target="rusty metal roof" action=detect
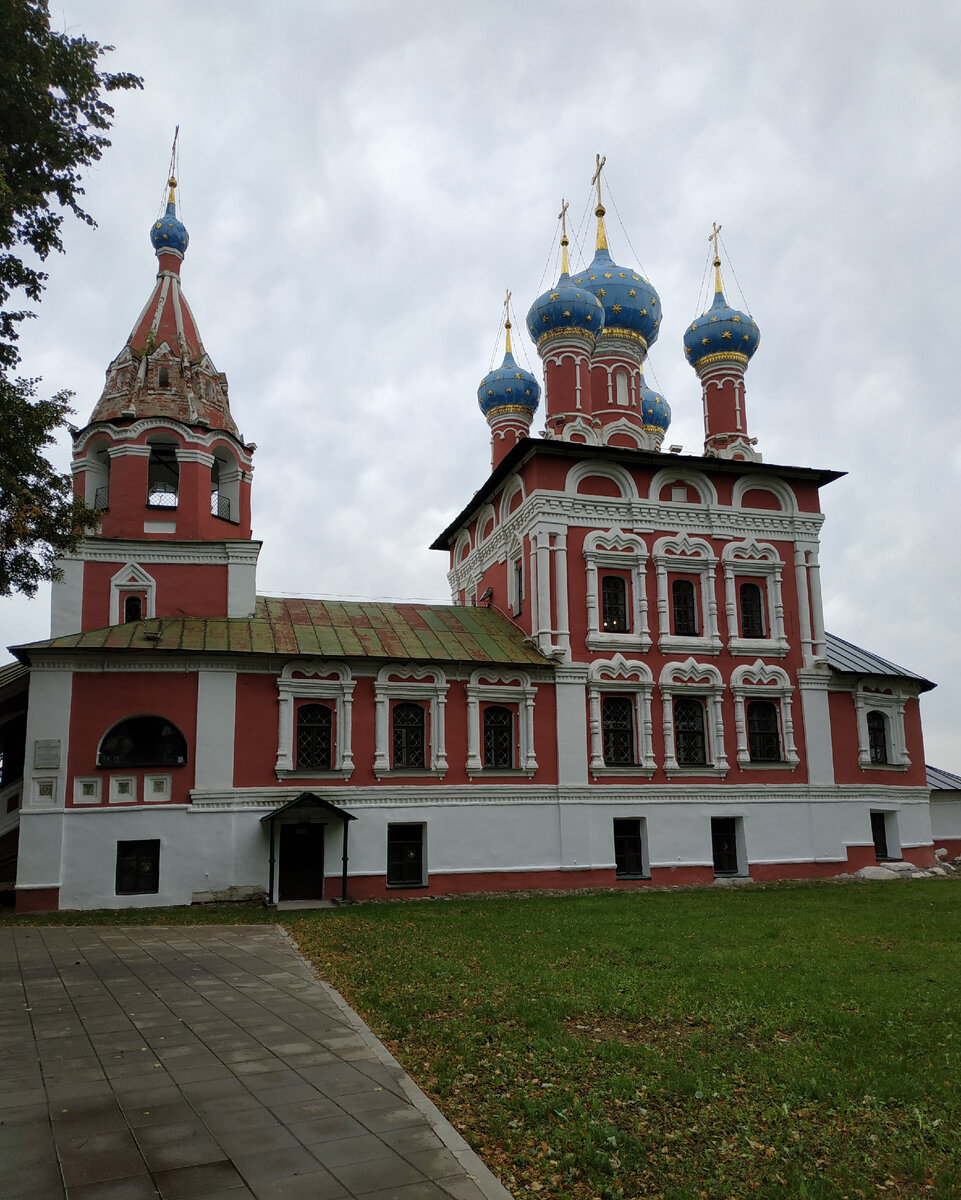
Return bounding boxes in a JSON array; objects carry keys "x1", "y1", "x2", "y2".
[{"x1": 13, "y1": 597, "x2": 548, "y2": 667}]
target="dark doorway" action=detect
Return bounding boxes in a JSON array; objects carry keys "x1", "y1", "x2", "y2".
[
  {"x1": 711, "y1": 817, "x2": 739, "y2": 876},
  {"x1": 278, "y1": 823, "x2": 325, "y2": 901},
  {"x1": 870, "y1": 811, "x2": 889, "y2": 860}
]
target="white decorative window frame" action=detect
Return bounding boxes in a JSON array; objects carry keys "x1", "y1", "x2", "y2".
[
  {"x1": 466, "y1": 669, "x2": 538, "y2": 776},
  {"x1": 144, "y1": 773, "x2": 172, "y2": 801},
  {"x1": 653, "y1": 535, "x2": 722, "y2": 655},
  {"x1": 722, "y1": 540, "x2": 789, "y2": 657},
  {"x1": 588, "y1": 655, "x2": 655, "y2": 776},
  {"x1": 648, "y1": 467, "x2": 719, "y2": 507},
  {"x1": 109, "y1": 775, "x2": 138, "y2": 804},
  {"x1": 854, "y1": 684, "x2": 911, "y2": 769},
  {"x1": 73, "y1": 777, "x2": 102, "y2": 805},
  {"x1": 109, "y1": 562, "x2": 157, "y2": 625},
  {"x1": 508, "y1": 537, "x2": 525, "y2": 617},
  {"x1": 584, "y1": 529, "x2": 651, "y2": 653},
  {"x1": 659, "y1": 658, "x2": 728, "y2": 776},
  {"x1": 730, "y1": 661, "x2": 799, "y2": 768},
  {"x1": 276, "y1": 660, "x2": 355, "y2": 779},
  {"x1": 373, "y1": 664, "x2": 449, "y2": 777},
  {"x1": 498, "y1": 475, "x2": 526, "y2": 523}
]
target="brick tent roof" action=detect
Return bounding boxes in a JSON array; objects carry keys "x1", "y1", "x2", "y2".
[{"x1": 13, "y1": 597, "x2": 548, "y2": 667}]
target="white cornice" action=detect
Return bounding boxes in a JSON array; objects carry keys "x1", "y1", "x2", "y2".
[
  {"x1": 448, "y1": 489, "x2": 825, "y2": 589},
  {"x1": 59, "y1": 538, "x2": 262, "y2": 566}
]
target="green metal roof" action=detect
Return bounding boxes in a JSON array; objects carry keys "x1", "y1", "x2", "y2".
[{"x1": 14, "y1": 597, "x2": 548, "y2": 667}]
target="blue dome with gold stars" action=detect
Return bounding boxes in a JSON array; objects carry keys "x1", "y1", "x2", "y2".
[
  {"x1": 478, "y1": 349, "x2": 540, "y2": 418},
  {"x1": 640, "y1": 379, "x2": 671, "y2": 433},
  {"x1": 573, "y1": 247, "x2": 661, "y2": 350},
  {"x1": 684, "y1": 287, "x2": 759, "y2": 370},
  {"x1": 150, "y1": 190, "x2": 189, "y2": 257},
  {"x1": 526, "y1": 272, "x2": 605, "y2": 348}
]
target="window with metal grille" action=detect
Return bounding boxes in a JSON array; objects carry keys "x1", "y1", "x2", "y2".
[
  {"x1": 98, "y1": 717, "x2": 187, "y2": 767},
  {"x1": 483, "y1": 705, "x2": 514, "y2": 769},
  {"x1": 613, "y1": 817, "x2": 644, "y2": 877},
  {"x1": 601, "y1": 575, "x2": 629, "y2": 632},
  {"x1": 674, "y1": 697, "x2": 707, "y2": 765},
  {"x1": 116, "y1": 839, "x2": 160, "y2": 895},
  {"x1": 146, "y1": 442, "x2": 179, "y2": 508},
  {"x1": 747, "y1": 699, "x2": 781, "y2": 761},
  {"x1": 867, "y1": 710, "x2": 888, "y2": 764},
  {"x1": 123, "y1": 595, "x2": 143, "y2": 623},
  {"x1": 602, "y1": 696, "x2": 635, "y2": 765},
  {"x1": 672, "y1": 578, "x2": 698, "y2": 635},
  {"x1": 392, "y1": 702, "x2": 426, "y2": 768},
  {"x1": 739, "y1": 581, "x2": 765, "y2": 638},
  {"x1": 387, "y1": 823, "x2": 425, "y2": 886},
  {"x1": 296, "y1": 704, "x2": 332, "y2": 770}
]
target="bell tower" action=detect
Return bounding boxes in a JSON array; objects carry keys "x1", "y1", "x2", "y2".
[{"x1": 53, "y1": 150, "x2": 260, "y2": 636}]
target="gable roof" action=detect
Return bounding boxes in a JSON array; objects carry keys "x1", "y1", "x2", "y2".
[
  {"x1": 927, "y1": 764, "x2": 961, "y2": 791},
  {"x1": 12, "y1": 597, "x2": 548, "y2": 668},
  {"x1": 825, "y1": 632, "x2": 935, "y2": 692}
]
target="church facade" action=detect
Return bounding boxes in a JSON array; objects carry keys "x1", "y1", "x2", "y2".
[{"x1": 1, "y1": 171, "x2": 944, "y2": 912}]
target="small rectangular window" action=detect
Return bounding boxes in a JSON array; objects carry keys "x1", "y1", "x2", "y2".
[
  {"x1": 116, "y1": 839, "x2": 160, "y2": 895},
  {"x1": 601, "y1": 575, "x2": 629, "y2": 632},
  {"x1": 739, "y1": 581, "x2": 765, "y2": 638},
  {"x1": 672, "y1": 578, "x2": 698, "y2": 636},
  {"x1": 613, "y1": 818, "x2": 645, "y2": 878},
  {"x1": 387, "y1": 824, "x2": 425, "y2": 887},
  {"x1": 711, "y1": 817, "x2": 740, "y2": 876}
]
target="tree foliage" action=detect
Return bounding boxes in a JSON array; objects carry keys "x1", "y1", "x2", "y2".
[
  {"x1": 0, "y1": 0, "x2": 142, "y2": 596},
  {"x1": 0, "y1": 376, "x2": 92, "y2": 597}
]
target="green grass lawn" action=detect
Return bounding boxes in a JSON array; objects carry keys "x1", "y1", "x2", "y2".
[{"x1": 6, "y1": 880, "x2": 961, "y2": 1198}]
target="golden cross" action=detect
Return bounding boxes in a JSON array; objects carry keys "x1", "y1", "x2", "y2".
[
  {"x1": 557, "y1": 198, "x2": 569, "y2": 242},
  {"x1": 166, "y1": 125, "x2": 180, "y2": 203},
  {"x1": 591, "y1": 153, "x2": 607, "y2": 208},
  {"x1": 503, "y1": 288, "x2": 513, "y2": 351},
  {"x1": 709, "y1": 221, "x2": 722, "y2": 262}
]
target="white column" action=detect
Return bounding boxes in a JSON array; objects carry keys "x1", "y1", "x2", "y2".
[
  {"x1": 794, "y1": 546, "x2": 814, "y2": 664},
  {"x1": 535, "y1": 530, "x2": 552, "y2": 653},
  {"x1": 553, "y1": 531, "x2": 570, "y2": 658},
  {"x1": 373, "y1": 688, "x2": 390, "y2": 772},
  {"x1": 808, "y1": 550, "x2": 826, "y2": 660},
  {"x1": 797, "y1": 666, "x2": 835, "y2": 784}
]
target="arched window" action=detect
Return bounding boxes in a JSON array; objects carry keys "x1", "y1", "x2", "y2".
[
  {"x1": 867, "y1": 710, "x2": 889, "y2": 764},
  {"x1": 392, "y1": 702, "x2": 426, "y2": 769},
  {"x1": 673, "y1": 697, "x2": 707, "y2": 765},
  {"x1": 98, "y1": 716, "x2": 188, "y2": 767},
  {"x1": 615, "y1": 370, "x2": 629, "y2": 406},
  {"x1": 296, "y1": 704, "x2": 332, "y2": 770},
  {"x1": 747, "y1": 699, "x2": 781, "y2": 761},
  {"x1": 739, "y1": 582, "x2": 765, "y2": 638},
  {"x1": 123, "y1": 595, "x2": 143, "y2": 622},
  {"x1": 602, "y1": 696, "x2": 635, "y2": 765},
  {"x1": 672, "y1": 579, "x2": 698, "y2": 636},
  {"x1": 483, "y1": 705, "x2": 514, "y2": 769},
  {"x1": 147, "y1": 441, "x2": 179, "y2": 508},
  {"x1": 601, "y1": 576, "x2": 629, "y2": 632}
]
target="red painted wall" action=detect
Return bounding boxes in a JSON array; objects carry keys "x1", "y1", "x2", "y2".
[{"x1": 66, "y1": 671, "x2": 199, "y2": 805}]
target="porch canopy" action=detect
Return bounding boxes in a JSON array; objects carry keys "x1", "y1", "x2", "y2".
[{"x1": 261, "y1": 791, "x2": 357, "y2": 903}]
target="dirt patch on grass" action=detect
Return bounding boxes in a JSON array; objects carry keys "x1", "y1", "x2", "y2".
[{"x1": 565, "y1": 1014, "x2": 709, "y2": 1047}]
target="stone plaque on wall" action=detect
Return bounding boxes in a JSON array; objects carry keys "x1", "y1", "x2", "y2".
[{"x1": 34, "y1": 739, "x2": 62, "y2": 769}]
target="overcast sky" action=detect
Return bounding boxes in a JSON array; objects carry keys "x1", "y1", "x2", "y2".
[{"x1": 4, "y1": 0, "x2": 960, "y2": 770}]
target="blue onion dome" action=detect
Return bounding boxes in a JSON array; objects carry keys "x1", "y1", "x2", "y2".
[
  {"x1": 478, "y1": 319, "x2": 541, "y2": 418},
  {"x1": 150, "y1": 177, "x2": 189, "y2": 256},
  {"x1": 573, "y1": 220, "x2": 661, "y2": 350},
  {"x1": 684, "y1": 253, "x2": 759, "y2": 370},
  {"x1": 526, "y1": 228, "x2": 604, "y2": 349},
  {"x1": 640, "y1": 378, "x2": 671, "y2": 434}
]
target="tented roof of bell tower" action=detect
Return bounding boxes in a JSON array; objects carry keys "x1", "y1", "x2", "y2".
[{"x1": 86, "y1": 174, "x2": 240, "y2": 439}]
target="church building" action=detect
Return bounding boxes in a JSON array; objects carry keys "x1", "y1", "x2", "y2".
[{"x1": 0, "y1": 166, "x2": 950, "y2": 912}]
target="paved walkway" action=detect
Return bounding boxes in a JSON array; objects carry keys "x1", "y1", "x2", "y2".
[{"x1": 0, "y1": 926, "x2": 512, "y2": 1200}]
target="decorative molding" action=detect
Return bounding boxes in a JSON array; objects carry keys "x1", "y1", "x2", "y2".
[
  {"x1": 465, "y1": 668, "x2": 538, "y2": 776},
  {"x1": 729, "y1": 659, "x2": 799, "y2": 768},
  {"x1": 652, "y1": 534, "x2": 722, "y2": 655},
  {"x1": 109, "y1": 562, "x2": 157, "y2": 625},
  {"x1": 658, "y1": 657, "x2": 728, "y2": 774},
  {"x1": 587, "y1": 655, "x2": 655, "y2": 774},
  {"x1": 373, "y1": 663, "x2": 449, "y2": 777},
  {"x1": 276, "y1": 660, "x2": 355, "y2": 777},
  {"x1": 583, "y1": 528, "x2": 651, "y2": 653},
  {"x1": 721, "y1": 539, "x2": 789, "y2": 657}
]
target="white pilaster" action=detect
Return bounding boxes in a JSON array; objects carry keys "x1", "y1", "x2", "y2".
[{"x1": 194, "y1": 669, "x2": 237, "y2": 790}]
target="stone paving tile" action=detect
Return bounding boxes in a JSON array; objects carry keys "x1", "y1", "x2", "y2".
[{"x1": 0, "y1": 928, "x2": 511, "y2": 1200}]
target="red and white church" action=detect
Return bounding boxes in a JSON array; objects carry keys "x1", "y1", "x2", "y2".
[{"x1": 1, "y1": 169, "x2": 955, "y2": 912}]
